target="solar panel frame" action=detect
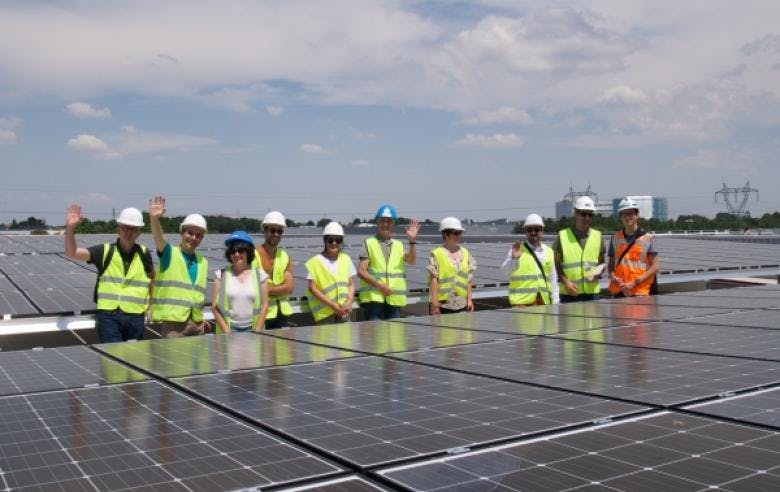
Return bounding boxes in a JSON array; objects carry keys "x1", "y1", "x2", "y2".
[{"x1": 686, "y1": 388, "x2": 780, "y2": 429}]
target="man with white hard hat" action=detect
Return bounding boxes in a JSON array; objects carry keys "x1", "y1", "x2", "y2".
[
  {"x1": 64, "y1": 204, "x2": 154, "y2": 343},
  {"x1": 358, "y1": 204, "x2": 420, "y2": 320},
  {"x1": 502, "y1": 213, "x2": 559, "y2": 306},
  {"x1": 553, "y1": 196, "x2": 606, "y2": 302},
  {"x1": 252, "y1": 211, "x2": 294, "y2": 329},
  {"x1": 608, "y1": 197, "x2": 659, "y2": 297},
  {"x1": 148, "y1": 195, "x2": 209, "y2": 338},
  {"x1": 428, "y1": 217, "x2": 476, "y2": 314}
]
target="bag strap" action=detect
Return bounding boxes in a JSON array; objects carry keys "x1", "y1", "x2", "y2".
[
  {"x1": 93, "y1": 243, "x2": 116, "y2": 303},
  {"x1": 522, "y1": 242, "x2": 548, "y2": 285},
  {"x1": 616, "y1": 228, "x2": 645, "y2": 266}
]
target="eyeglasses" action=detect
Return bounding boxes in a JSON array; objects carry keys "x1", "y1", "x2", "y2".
[
  {"x1": 325, "y1": 236, "x2": 343, "y2": 244},
  {"x1": 266, "y1": 228, "x2": 284, "y2": 235},
  {"x1": 577, "y1": 211, "x2": 594, "y2": 217},
  {"x1": 228, "y1": 247, "x2": 249, "y2": 255},
  {"x1": 525, "y1": 227, "x2": 542, "y2": 233},
  {"x1": 445, "y1": 230, "x2": 463, "y2": 236}
]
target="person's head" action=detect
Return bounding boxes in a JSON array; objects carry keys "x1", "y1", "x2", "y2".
[
  {"x1": 573, "y1": 196, "x2": 595, "y2": 231},
  {"x1": 375, "y1": 204, "x2": 397, "y2": 239},
  {"x1": 262, "y1": 211, "x2": 286, "y2": 247},
  {"x1": 523, "y1": 213, "x2": 544, "y2": 245},
  {"x1": 617, "y1": 197, "x2": 640, "y2": 231},
  {"x1": 439, "y1": 216, "x2": 464, "y2": 245},
  {"x1": 322, "y1": 222, "x2": 344, "y2": 256},
  {"x1": 224, "y1": 231, "x2": 255, "y2": 265},
  {"x1": 116, "y1": 207, "x2": 144, "y2": 245},
  {"x1": 179, "y1": 214, "x2": 207, "y2": 253}
]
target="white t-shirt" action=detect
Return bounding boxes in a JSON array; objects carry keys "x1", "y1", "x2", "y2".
[
  {"x1": 215, "y1": 268, "x2": 268, "y2": 327},
  {"x1": 306, "y1": 254, "x2": 357, "y2": 279}
]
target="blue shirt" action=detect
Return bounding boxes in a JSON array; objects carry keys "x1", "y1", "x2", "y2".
[{"x1": 158, "y1": 243, "x2": 198, "y2": 284}]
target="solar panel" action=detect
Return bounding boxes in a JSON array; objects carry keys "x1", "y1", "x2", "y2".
[
  {"x1": 176, "y1": 356, "x2": 648, "y2": 467},
  {"x1": 512, "y1": 302, "x2": 742, "y2": 322},
  {"x1": 687, "y1": 388, "x2": 779, "y2": 428},
  {"x1": 0, "y1": 289, "x2": 38, "y2": 316},
  {"x1": 676, "y1": 310, "x2": 780, "y2": 330},
  {"x1": 277, "y1": 476, "x2": 390, "y2": 491},
  {"x1": 96, "y1": 332, "x2": 363, "y2": 378},
  {"x1": 380, "y1": 411, "x2": 780, "y2": 491},
  {"x1": 0, "y1": 382, "x2": 342, "y2": 491},
  {"x1": 393, "y1": 338, "x2": 780, "y2": 406},
  {"x1": 600, "y1": 294, "x2": 780, "y2": 310},
  {"x1": 0, "y1": 346, "x2": 146, "y2": 396},
  {"x1": 670, "y1": 286, "x2": 780, "y2": 299}
]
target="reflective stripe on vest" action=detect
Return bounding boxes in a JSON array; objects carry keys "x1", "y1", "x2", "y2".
[
  {"x1": 509, "y1": 243, "x2": 553, "y2": 305},
  {"x1": 96, "y1": 243, "x2": 151, "y2": 314},
  {"x1": 252, "y1": 248, "x2": 293, "y2": 319},
  {"x1": 431, "y1": 246, "x2": 470, "y2": 301},
  {"x1": 151, "y1": 246, "x2": 208, "y2": 323},
  {"x1": 359, "y1": 237, "x2": 407, "y2": 306},
  {"x1": 608, "y1": 231, "x2": 654, "y2": 296},
  {"x1": 214, "y1": 266, "x2": 264, "y2": 331},
  {"x1": 305, "y1": 254, "x2": 352, "y2": 322},
  {"x1": 558, "y1": 228, "x2": 602, "y2": 295}
]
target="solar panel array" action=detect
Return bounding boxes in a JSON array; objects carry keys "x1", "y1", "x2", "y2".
[{"x1": 0, "y1": 285, "x2": 778, "y2": 490}]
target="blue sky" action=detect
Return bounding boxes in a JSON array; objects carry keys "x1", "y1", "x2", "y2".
[{"x1": 1, "y1": 1, "x2": 779, "y2": 225}]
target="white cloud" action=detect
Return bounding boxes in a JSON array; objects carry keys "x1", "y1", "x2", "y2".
[
  {"x1": 67, "y1": 128, "x2": 215, "y2": 160},
  {"x1": 453, "y1": 133, "x2": 524, "y2": 148},
  {"x1": 120, "y1": 125, "x2": 137, "y2": 133},
  {"x1": 299, "y1": 143, "x2": 331, "y2": 155},
  {"x1": 65, "y1": 102, "x2": 112, "y2": 118},
  {"x1": 266, "y1": 105, "x2": 284, "y2": 116},
  {"x1": 67, "y1": 134, "x2": 109, "y2": 152},
  {"x1": 349, "y1": 127, "x2": 376, "y2": 139},
  {"x1": 599, "y1": 85, "x2": 648, "y2": 105},
  {"x1": 463, "y1": 106, "x2": 533, "y2": 126},
  {"x1": 0, "y1": 117, "x2": 20, "y2": 144},
  {"x1": 674, "y1": 149, "x2": 754, "y2": 171}
]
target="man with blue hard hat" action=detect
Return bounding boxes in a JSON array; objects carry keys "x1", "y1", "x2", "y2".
[{"x1": 358, "y1": 204, "x2": 420, "y2": 320}]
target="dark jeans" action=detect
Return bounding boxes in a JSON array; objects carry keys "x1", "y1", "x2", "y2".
[
  {"x1": 265, "y1": 315, "x2": 289, "y2": 330},
  {"x1": 96, "y1": 310, "x2": 145, "y2": 343},
  {"x1": 560, "y1": 294, "x2": 600, "y2": 303},
  {"x1": 362, "y1": 302, "x2": 402, "y2": 321}
]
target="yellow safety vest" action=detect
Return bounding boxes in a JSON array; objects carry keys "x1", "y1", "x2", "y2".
[
  {"x1": 359, "y1": 237, "x2": 407, "y2": 306},
  {"x1": 431, "y1": 246, "x2": 470, "y2": 301},
  {"x1": 252, "y1": 248, "x2": 293, "y2": 319},
  {"x1": 305, "y1": 254, "x2": 352, "y2": 322},
  {"x1": 509, "y1": 243, "x2": 553, "y2": 305},
  {"x1": 151, "y1": 246, "x2": 208, "y2": 323},
  {"x1": 558, "y1": 228, "x2": 602, "y2": 295},
  {"x1": 96, "y1": 244, "x2": 151, "y2": 314},
  {"x1": 214, "y1": 266, "x2": 265, "y2": 332}
]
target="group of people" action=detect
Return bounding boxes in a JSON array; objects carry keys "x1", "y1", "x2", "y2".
[{"x1": 64, "y1": 195, "x2": 658, "y2": 343}]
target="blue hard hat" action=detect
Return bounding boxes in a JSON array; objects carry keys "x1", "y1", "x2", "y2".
[
  {"x1": 224, "y1": 230, "x2": 254, "y2": 247},
  {"x1": 375, "y1": 204, "x2": 397, "y2": 220}
]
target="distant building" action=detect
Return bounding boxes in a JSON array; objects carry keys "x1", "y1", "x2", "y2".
[
  {"x1": 612, "y1": 196, "x2": 668, "y2": 220},
  {"x1": 555, "y1": 185, "x2": 614, "y2": 219}
]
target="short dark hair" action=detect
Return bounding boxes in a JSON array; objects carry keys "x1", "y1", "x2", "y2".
[{"x1": 225, "y1": 242, "x2": 256, "y2": 263}]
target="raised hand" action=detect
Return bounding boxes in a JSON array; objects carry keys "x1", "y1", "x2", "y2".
[
  {"x1": 511, "y1": 241, "x2": 523, "y2": 259},
  {"x1": 149, "y1": 195, "x2": 166, "y2": 219},
  {"x1": 405, "y1": 219, "x2": 420, "y2": 242},
  {"x1": 65, "y1": 204, "x2": 83, "y2": 229}
]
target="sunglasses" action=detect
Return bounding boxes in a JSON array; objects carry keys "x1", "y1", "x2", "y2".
[
  {"x1": 267, "y1": 228, "x2": 284, "y2": 235},
  {"x1": 445, "y1": 230, "x2": 463, "y2": 236},
  {"x1": 325, "y1": 236, "x2": 343, "y2": 244},
  {"x1": 228, "y1": 245, "x2": 250, "y2": 255},
  {"x1": 577, "y1": 211, "x2": 594, "y2": 217},
  {"x1": 525, "y1": 227, "x2": 542, "y2": 233}
]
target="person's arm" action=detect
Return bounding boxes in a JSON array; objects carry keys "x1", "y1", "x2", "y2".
[
  {"x1": 429, "y1": 272, "x2": 440, "y2": 315},
  {"x1": 268, "y1": 260, "x2": 294, "y2": 296},
  {"x1": 466, "y1": 253, "x2": 476, "y2": 312},
  {"x1": 403, "y1": 219, "x2": 420, "y2": 264},
  {"x1": 549, "y1": 257, "x2": 560, "y2": 304},
  {"x1": 308, "y1": 279, "x2": 346, "y2": 316},
  {"x1": 343, "y1": 276, "x2": 356, "y2": 317},
  {"x1": 148, "y1": 195, "x2": 168, "y2": 253},
  {"x1": 211, "y1": 275, "x2": 230, "y2": 333},
  {"x1": 64, "y1": 205, "x2": 91, "y2": 262},
  {"x1": 254, "y1": 281, "x2": 270, "y2": 332}
]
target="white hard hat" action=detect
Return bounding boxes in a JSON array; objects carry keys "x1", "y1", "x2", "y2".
[
  {"x1": 618, "y1": 197, "x2": 640, "y2": 213},
  {"x1": 180, "y1": 213, "x2": 207, "y2": 232},
  {"x1": 573, "y1": 196, "x2": 596, "y2": 212},
  {"x1": 116, "y1": 207, "x2": 144, "y2": 227},
  {"x1": 322, "y1": 221, "x2": 344, "y2": 236},
  {"x1": 262, "y1": 211, "x2": 287, "y2": 228},
  {"x1": 523, "y1": 213, "x2": 544, "y2": 228},
  {"x1": 439, "y1": 216, "x2": 464, "y2": 232}
]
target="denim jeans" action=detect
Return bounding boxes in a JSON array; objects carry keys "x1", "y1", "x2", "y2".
[
  {"x1": 362, "y1": 302, "x2": 402, "y2": 321},
  {"x1": 96, "y1": 310, "x2": 145, "y2": 343},
  {"x1": 560, "y1": 294, "x2": 600, "y2": 303},
  {"x1": 265, "y1": 315, "x2": 289, "y2": 330}
]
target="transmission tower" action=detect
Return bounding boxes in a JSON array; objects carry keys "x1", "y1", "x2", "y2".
[{"x1": 714, "y1": 180, "x2": 759, "y2": 217}]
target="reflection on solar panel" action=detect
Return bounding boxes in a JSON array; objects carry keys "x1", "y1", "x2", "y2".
[
  {"x1": 97, "y1": 332, "x2": 362, "y2": 378},
  {"x1": 380, "y1": 412, "x2": 780, "y2": 491},
  {"x1": 177, "y1": 357, "x2": 647, "y2": 467},
  {"x1": 0, "y1": 346, "x2": 146, "y2": 396},
  {"x1": 0, "y1": 382, "x2": 342, "y2": 490},
  {"x1": 688, "y1": 388, "x2": 780, "y2": 428}
]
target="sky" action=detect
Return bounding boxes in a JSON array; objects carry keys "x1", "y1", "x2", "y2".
[{"x1": 1, "y1": 0, "x2": 779, "y2": 225}]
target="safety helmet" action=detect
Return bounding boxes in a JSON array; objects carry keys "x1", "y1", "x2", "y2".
[
  {"x1": 573, "y1": 196, "x2": 596, "y2": 212},
  {"x1": 523, "y1": 213, "x2": 544, "y2": 228},
  {"x1": 224, "y1": 230, "x2": 254, "y2": 247},
  {"x1": 116, "y1": 207, "x2": 144, "y2": 227},
  {"x1": 180, "y1": 213, "x2": 207, "y2": 232},
  {"x1": 262, "y1": 211, "x2": 287, "y2": 228},
  {"x1": 375, "y1": 204, "x2": 397, "y2": 220},
  {"x1": 618, "y1": 197, "x2": 640, "y2": 213},
  {"x1": 322, "y1": 222, "x2": 345, "y2": 236},
  {"x1": 439, "y1": 216, "x2": 464, "y2": 232}
]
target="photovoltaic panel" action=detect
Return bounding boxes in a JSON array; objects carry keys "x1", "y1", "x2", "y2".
[
  {"x1": 96, "y1": 332, "x2": 363, "y2": 378},
  {"x1": 177, "y1": 356, "x2": 648, "y2": 468},
  {"x1": 676, "y1": 310, "x2": 780, "y2": 330},
  {"x1": 669, "y1": 286, "x2": 780, "y2": 299},
  {"x1": 0, "y1": 330, "x2": 86, "y2": 352},
  {"x1": 600, "y1": 294, "x2": 780, "y2": 310},
  {"x1": 380, "y1": 412, "x2": 780, "y2": 492},
  {"x1": 393, "y1": 338, "x2": 780, "y2": 406},
  {"x1": 512, "y1": 301, "x2": 743, "y2": 322},
  {"x1": 0, "y1": 345, "x2": 146, "y2": 396},
  {"x1": 277, "y1": 476, "x2": 390, "y2": 491},
  {"x1": 0, "y1": 382, "x2": 342, "y2": 491},
  {"x1": 554, "y1": 322, "x2": 780, "y2": 361},
  {"x1": 688, "y1": 388, "x2": 780, "y2": 429},
  {"x1": 0, "y1": 289, "x2": 37, "y2": 316}
]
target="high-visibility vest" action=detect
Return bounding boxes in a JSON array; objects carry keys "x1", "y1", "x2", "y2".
[
  {"x1": 431, "y1": 246, "x2": 471, "y2": 301},
  {"x1": 509, "y1": 243, "x2": 554, "y2": 305},
  {"x1": 558, "y1": 228, "x2": 602, "y2": 295},
  {"x1": 252, "y1": 248, "x2": 293, "y2": 319},
  {"x1": 151, "y1": 246, "x2": 208, "y2": 323},
  {"x1": 214, "y1": 266, "x2": 265, "y2": 332},
  {"x1": 96, "y1": 244, "x2": 151, "y2": 314},
  {"x1": 359, "y1": 237, "x2": 407, "y2": 306},
  {"x1": 608, "y1": 230, "x2": 655, "y2": 296},
  {"x1": 305, "y1": 254, "x2": 352, "y2": 322}
]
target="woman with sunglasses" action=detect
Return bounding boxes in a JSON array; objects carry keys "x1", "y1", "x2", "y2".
[
  {"x1": 428, "y1": 217, "x2": 476, "y2": 315},
  {"x1": 212, "y1": 231, "x2": 269, "y2": 333},
  {"x1": 305, "y1": 222, "x2": 356, "y2": 324}
]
